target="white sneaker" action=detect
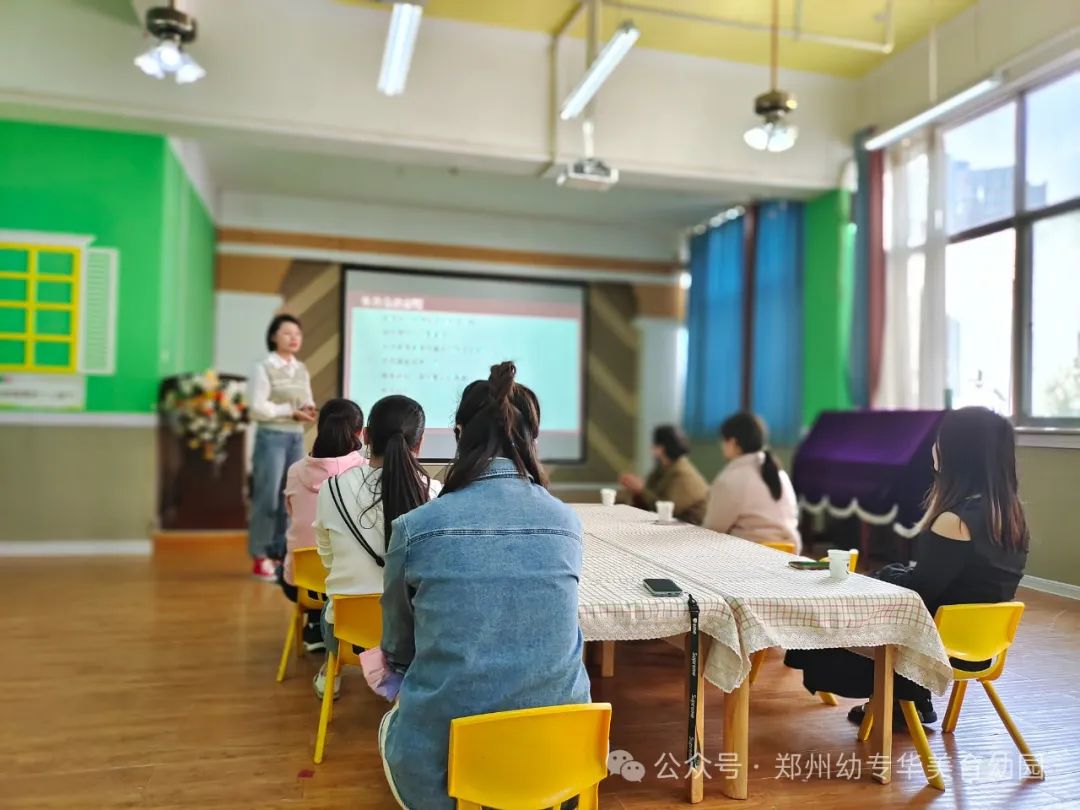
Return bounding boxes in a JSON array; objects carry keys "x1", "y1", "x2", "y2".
[{"x1": 313, "y1": 662, "x2": 341, "y2": 701}]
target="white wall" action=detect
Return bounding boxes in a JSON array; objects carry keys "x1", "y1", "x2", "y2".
[
  {"x1": 0, "y1": 0, "x2": 855, "y2": 194},
  {"x1": 857, "y1": 0, "x2": 1080, "y2": 130},
  {"x1": 557, "y1": 40, "x2": 856, "y2": 193},
  {"x1": 220, "y1": 191, "x2": 681, "y2": 262},
  {"x1": 214, "y1": 291, "x2": 282, "y2": 377},
  {"x1": 635, "y1": 318, "x2": 687, "y2": 473},
  {"x1": 167, "y1": 137, "x2": 219, "y2": 219}
]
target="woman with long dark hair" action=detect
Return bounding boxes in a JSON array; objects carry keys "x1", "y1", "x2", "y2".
[
  {"x1": 248, "y1": 314, "x2": 316, "y2": 580},
  {"x1": 280, "y1": 399, "x2": 366, "y2": 653},
  {"x1": 377, "y1": 362, "x2": 591, "y2": 810},
  {"x1": 703, "y1": 412, "x2": 800, "y2": 551},
  {"x1": 785, "y1": 407, "x2": 1030, "y2": 726},
  {"x1": 617, "y1": 424, "x2": 710, "y2": 524},
  {"x1": 312, "y1": 395, "x2": 439, "y2": 700}
]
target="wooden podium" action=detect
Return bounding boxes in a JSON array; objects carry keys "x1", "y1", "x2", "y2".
[{"x1": 157, "y1": 374, "x2": 248, "y2": 531}]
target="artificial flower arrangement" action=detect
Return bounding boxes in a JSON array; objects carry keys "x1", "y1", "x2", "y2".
[{"x1": 161, "y1": 370, "x2": 248, "y2": 465}]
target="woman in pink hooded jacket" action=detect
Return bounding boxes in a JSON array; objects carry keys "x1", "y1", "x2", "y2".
[{"x1": 280, "y1": 398, "x2": 366, "y2": 651}]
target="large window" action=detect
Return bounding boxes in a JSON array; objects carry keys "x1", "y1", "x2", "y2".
[
  {"x1": 1029, "y1": 210, "x2": 1080, "y2": 419},
  {"x1": 891, "y1": 68, "x2": 1080, "y2": 426},
  {"x1": 945, "y1": 230, "x2": 1015, "y2": 412},
  {"x1": 944, "y1": 102, "x2": 1016, "y2": 235},
  {"x1": 1025, "y1": 72, "x2": 1080, "y2": 209}
]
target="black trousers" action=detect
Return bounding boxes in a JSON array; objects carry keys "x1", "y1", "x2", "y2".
[
  {"x1": 277, "y1": 566, "x2": 321, "y2": 629},
  {"x1": 783, "y1": 648, "x2": 932, "y2": 703}
]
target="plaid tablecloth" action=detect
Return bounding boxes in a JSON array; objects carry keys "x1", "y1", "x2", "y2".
[
  {"x1": 577, "y1": 510, "x2": 744, "y2": 692},
  {"x1": 575, "y1": 504, "x2": 953, "y2": 696}
]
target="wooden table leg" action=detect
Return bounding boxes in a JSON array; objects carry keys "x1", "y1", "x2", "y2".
[
  {"x1": 870, "y1": 645, "x2": 895, "y2": 784},
  {"x1": 600, "y1": 641, "x2": 615, "y2": 678},
  {"x1": 685, "y1": 635, "x2": 713, "y2": 803},
  {"x1": 859, "y1": 520, "x2": 871, "y2": 564},
  {"x1": 718, "y1": 678, "x2": 750, "y2": 800}
]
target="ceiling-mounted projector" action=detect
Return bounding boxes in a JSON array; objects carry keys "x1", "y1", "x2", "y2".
[{"x1": 556, "y1": 157, "x2": 620, "y2": 191}]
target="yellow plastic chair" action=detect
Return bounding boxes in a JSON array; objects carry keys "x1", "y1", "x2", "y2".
[
  {"x1": 939, "y1": 603, "x2": 1042, "y2": 777},
  {"x1": 858, "y1": 601, "x2": 1043, "y2": 789},
  {"x1": 313, "y1": 593, "x2": 383, "y2": 764},
  {"x1": 762, "y1": 540, "x2": 797, "y2": 554},
  {"x1": 275, "y1": 547, "x2": 327, "y2": 683},
  {"x1": 448, "y1": 703, "x2": 612, "y2": 810}
]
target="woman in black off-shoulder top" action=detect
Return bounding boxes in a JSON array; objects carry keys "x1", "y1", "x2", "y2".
[{"x1": 785, "y1": 407, "x2": 1030, "y2": 725}]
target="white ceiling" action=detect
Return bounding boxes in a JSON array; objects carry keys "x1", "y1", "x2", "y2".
[
  {"x1": 199, "y1": 138, "x2": 811, "y2": 229},
  {"x1": 5, "y1": 0, "x2": 837, "y2": 239}
]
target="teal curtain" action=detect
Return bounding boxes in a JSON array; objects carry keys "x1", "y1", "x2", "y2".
[
  {"x1": 751, "y1": 201, "x2": 804, "y2": 445},
  {"x1": 685, "y1": 219, "x2": 744, "y2": 437}
]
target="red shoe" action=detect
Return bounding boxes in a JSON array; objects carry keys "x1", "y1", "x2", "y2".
[{"x1": 252, "y1": 557, "x2": 277, "y2": 581}]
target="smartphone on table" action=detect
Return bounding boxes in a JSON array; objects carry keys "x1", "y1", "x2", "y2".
[
  {"x1": 787, "y1": 559, "x2": 830, "y2": 571},
  {"x1": 643, "y1": 578, "x2": 683, "y2": 597}
]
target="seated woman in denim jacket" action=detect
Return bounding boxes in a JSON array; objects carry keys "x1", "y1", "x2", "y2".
[{"x1": 377, "y1": 361, "x2": 592, "y2": 810}]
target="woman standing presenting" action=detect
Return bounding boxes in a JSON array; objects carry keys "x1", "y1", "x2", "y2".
[{"x1": 248, "y1": 314, "x2": 316, "y2": 580}]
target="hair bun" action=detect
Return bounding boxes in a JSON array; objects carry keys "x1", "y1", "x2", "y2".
[{"x1": 488, "y1": 361, "x2": 517, "y2": 403}]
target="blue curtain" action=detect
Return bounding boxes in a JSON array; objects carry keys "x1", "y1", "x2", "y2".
[
  {"x1": 849, "y1": 128, "x2": 873, "y2": 408},
  {"x1": 684, "y1": 218, "x2": 744, "y2": 438},
  {"x1": 751, "y1": 201, "x2": 804, "y2": 446}
]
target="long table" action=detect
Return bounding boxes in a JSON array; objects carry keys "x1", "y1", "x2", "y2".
[{"x1": 575, "y1": 504, "x2": 953, "y2": 803}]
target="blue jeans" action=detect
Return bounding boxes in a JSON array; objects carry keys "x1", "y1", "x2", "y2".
[
  {"x1": 320, "y1": 601, "x2": 339, "y2": 655},
  {"x1": 248, "y1": 427, "x2": 304, "y2": 559}
]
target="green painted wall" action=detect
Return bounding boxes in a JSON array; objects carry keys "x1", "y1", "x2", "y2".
[
  {"x1": 159, "y1": 145, "x2": 215, "y2": 377},
  {"x1": 802, "y1": 189, "x2": 854, "y2": 429},
  {"x1": 0, "y1": 119, "x2": 215, "y2": 412}
]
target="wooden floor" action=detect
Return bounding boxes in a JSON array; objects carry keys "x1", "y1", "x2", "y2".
[{"x1": 3, "y1": 540, "x2": 1080, "y2": 810}]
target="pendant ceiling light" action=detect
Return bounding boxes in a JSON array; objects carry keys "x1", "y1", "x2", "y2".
[
  {"x1": 134, "y1": 1, "x2": 205, "y2": 84},
  {"x1": 744, "y1": 0, "x2": 797, "y2": 153}
]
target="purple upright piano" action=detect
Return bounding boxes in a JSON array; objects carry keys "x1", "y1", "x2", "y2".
[{"x1": 792, "y1": 410, "x2": 945, "y2": 557}]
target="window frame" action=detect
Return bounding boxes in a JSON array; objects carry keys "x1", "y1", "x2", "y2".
[
  {"x1": 937, "y1": 66, "x2": 1080, "y2": 429},
  {"x1": 0, "y1": 241, "x2": 81, "y2": 374}
]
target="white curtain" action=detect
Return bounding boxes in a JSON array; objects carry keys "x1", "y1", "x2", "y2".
[
  {"x1": 920, "y1": 129, "x2": 948, "y2": 409},
  {"x1": 868, "y1": 138, "x2": 928, "y2": 412}
]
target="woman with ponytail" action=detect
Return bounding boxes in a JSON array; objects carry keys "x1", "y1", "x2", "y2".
[
  {"x1": 377, "y1": 362, "x2": 591, "y2": 810},
  {"x1": 280, "y1": 399, "x2": 366, "y2": 652},
  {"x1": 703, "y1": 412, "x2": 801, "y2": 552},
  {"x1": 312, "y1": 395, "x2": 440, "y2": 700}
]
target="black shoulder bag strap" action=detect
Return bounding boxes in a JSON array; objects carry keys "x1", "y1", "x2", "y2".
[
  {"x1": 686, "y1": 593, "x2": 701, "y2": 774},
  {"x1": 327, "y1": 475, "x2": 385, "y2": 568}
]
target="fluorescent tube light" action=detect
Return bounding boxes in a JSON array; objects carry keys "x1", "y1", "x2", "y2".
[
  {"x1": 559, "y1": 21, "x2": 640, "y2": 121},
  {"x1": 864, "y1": 76, "x2": 1003, "y2": 151},
  {"x1": 378, "y1": 2, "x2": 423, "y2": 97}
]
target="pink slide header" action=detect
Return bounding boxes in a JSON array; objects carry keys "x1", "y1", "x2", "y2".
[{"x1": 349, "y1": 293, "x2": 580, "y2": 319}]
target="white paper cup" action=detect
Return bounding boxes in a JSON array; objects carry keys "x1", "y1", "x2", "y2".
[
  {"x1": 828, "y1": 549, "x2": 852, "y2": 580},
  {"x1": 600, "y1": 488, "x2": 617, "y2": 507},
  {"x1": 656, "y1": 501, "x2": 675, "y2": 522}
]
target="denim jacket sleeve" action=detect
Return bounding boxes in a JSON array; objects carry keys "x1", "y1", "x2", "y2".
[{"x1": 380, "y1": 515, "x2": 415, "y2": 673}]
